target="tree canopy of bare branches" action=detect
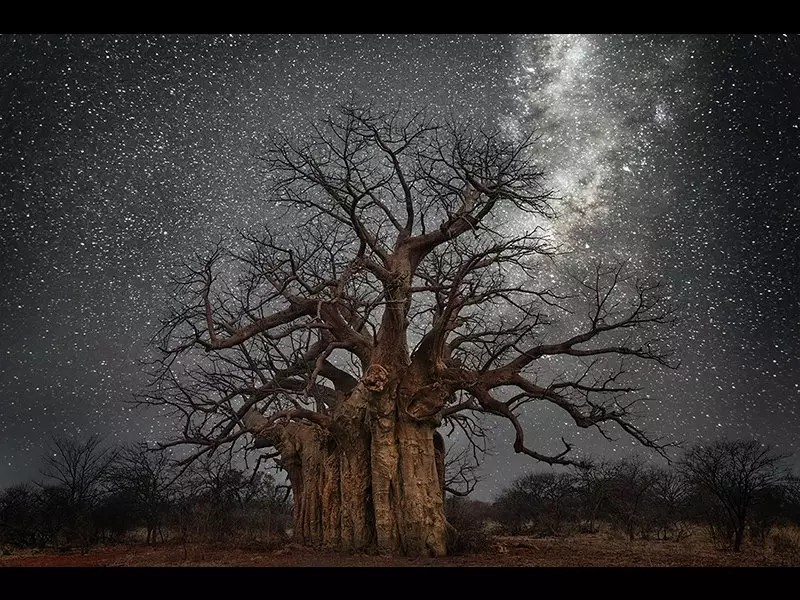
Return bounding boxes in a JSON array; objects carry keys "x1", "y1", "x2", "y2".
[{"x1": 140, "y1": 103, "x2": 677, "y2": 556}]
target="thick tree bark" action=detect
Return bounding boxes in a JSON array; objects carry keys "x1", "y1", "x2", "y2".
[{"x1": 273, "y1": 380, "x2": 447, "y2": 557}]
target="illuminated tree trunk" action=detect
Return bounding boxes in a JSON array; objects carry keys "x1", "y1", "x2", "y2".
[
  {"x1": 369, "y1": 391, "x2": 447, "y2": 556},
  {"x1": 276, "y1": 382, "x2": 447, "y2": 557}
]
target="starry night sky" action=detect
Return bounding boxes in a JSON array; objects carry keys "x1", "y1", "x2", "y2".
[{"x1": 1, "y1": 34, "x2": 798, "y2": 500}]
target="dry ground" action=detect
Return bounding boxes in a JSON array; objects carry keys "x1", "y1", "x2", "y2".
[{"x1": 2, "y1": 530, "x2": 799, "y2": 567}]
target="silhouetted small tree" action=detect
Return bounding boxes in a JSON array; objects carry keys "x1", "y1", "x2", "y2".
[
  {"x1": 573, "y1": 459, "x2": 616, "y2": 533},
  {"x1": 38, "y1": 435, "x2": 118, "y2": 550},
  {"x1": 648, "y1": 466, "x2": 691, "y2": 540},
  {"x1": 40, "y1": 435, "x2": 117, "y2": 507},
  {"x1": 107, "y1": 444, "x2": 176, "y2": 544},
  {"x1": 605, "y1": 457, "x2": 658, "y2": 540},
  {"x1": 681, "y1": 439, "x2": 791, "y2": 551}
]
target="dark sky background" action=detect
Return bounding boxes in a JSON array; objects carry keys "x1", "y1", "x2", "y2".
[{"x1": 1, "y1": 34, "x2": 798, "y2": 501}]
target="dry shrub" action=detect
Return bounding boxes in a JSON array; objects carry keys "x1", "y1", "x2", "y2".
[
  {"x1": 446, "y1": 523, "x2": 492, "y2": 555},
  {"x1": 445, "y1": 496, "x2": 493, "y2": 555},
  {"x1": 771, "y1": 528, "x2": 800, "y2": 560}
]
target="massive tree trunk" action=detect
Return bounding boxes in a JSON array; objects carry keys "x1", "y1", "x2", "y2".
[{"x1": 268, "y1": 378, "x2": 447, "y2": 557}]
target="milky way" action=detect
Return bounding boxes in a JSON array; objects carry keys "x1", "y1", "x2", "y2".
[{"x1": 1, "y1": 34, "x2": 798, "y2": 499}]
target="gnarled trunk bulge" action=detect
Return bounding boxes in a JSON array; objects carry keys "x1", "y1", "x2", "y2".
[{"x1": 268, "y1": 380, "x2": 447, "y2": 557}]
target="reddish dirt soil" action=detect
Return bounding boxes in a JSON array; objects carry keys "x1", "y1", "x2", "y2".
[{"x1": 2, "y1": 533, "x2": 798, "y2": 567}]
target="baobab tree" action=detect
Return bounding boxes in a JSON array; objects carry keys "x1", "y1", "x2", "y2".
[{"x1": 141, "y1": 103, "x2": 676, "y2": 556}]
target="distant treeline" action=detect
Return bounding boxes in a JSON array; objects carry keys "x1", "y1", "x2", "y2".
[
  {"x1": 448, "y1": 439, "x2": 800, "y2": 554},
  {"x1": 1, "y1": 436, "x2": 798, "y2": 555},
  {"x1": 0, "y1": 436, "x2": 291, "y2": 553}
]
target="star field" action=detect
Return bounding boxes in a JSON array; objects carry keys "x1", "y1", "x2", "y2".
[{"x1": 1, "y1": 34, "x2": 798, "y2": 500}]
